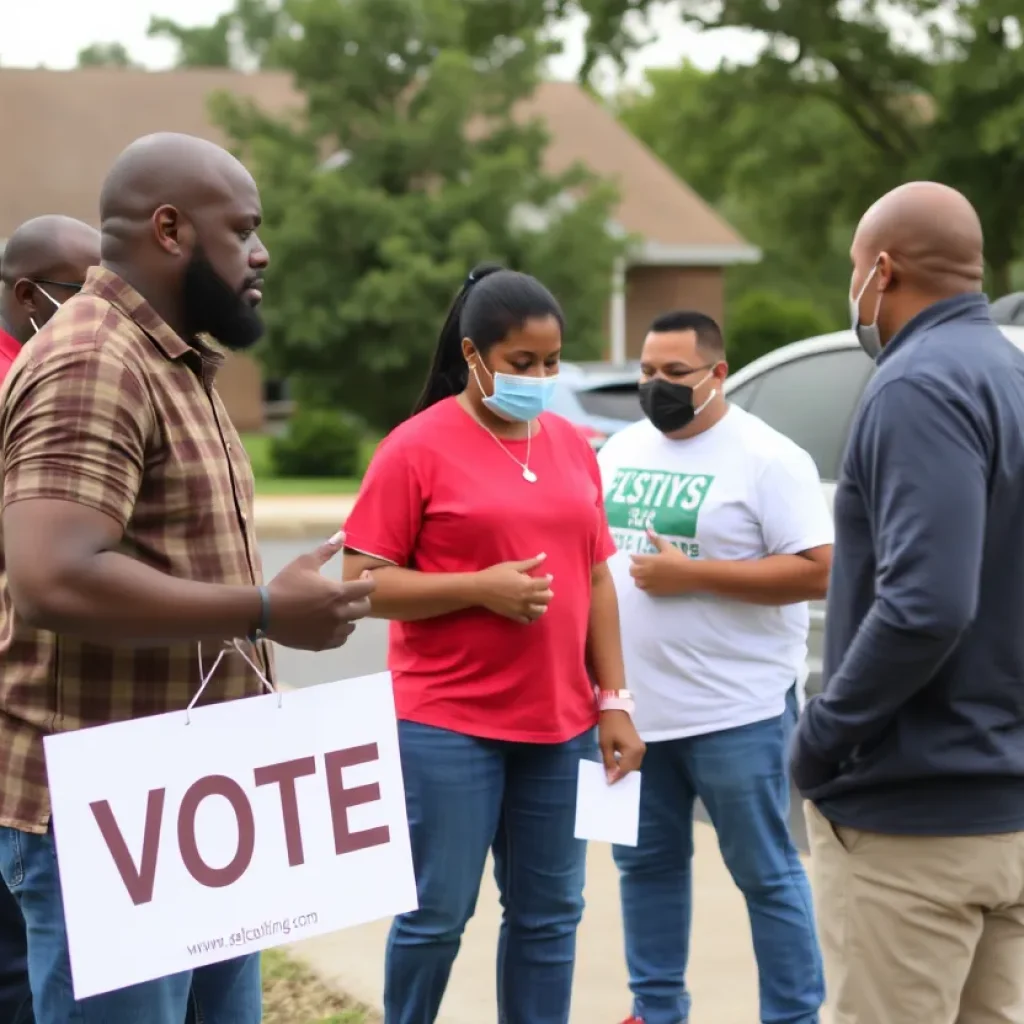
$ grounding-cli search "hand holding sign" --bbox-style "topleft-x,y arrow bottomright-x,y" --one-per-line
629,529 -> 699,597
266,531 -> 375,650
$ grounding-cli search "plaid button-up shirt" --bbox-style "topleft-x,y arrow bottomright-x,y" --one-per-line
0,267 -> 272,833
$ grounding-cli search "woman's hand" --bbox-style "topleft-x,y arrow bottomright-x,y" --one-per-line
473,554 -> 554,624
599,710 -> 646,783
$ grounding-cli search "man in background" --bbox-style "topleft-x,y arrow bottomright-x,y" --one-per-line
0,214 -> 98,1024
792,181 -> 1024,1022
0,215 -> 100,381
602,311 -> 832,1024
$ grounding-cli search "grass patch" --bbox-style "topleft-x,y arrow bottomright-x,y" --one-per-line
262,948 -> 376,1024
241,432 -> 368,497
255,476 -> 361,496
241,432 -> 275,477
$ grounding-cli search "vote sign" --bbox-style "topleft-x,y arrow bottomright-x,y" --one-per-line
44,671 -> 417,999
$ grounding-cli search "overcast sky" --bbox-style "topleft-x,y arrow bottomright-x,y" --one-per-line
0,0 -> 764,87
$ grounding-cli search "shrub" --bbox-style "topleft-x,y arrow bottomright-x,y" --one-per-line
727,290 -> 835,371
270,408 -> 365,478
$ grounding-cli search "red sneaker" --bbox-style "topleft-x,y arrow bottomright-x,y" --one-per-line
619,1018 -> 644,1024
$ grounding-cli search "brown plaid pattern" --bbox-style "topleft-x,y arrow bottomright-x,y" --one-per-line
0,267 -> 272,833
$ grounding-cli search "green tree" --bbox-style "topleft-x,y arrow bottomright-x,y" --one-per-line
208,0 -> 622,429
148,0 -> 557,71
148,0 -> 290,69
148,14 -> 233,68
727,290 -> 833,370
617,61 -> 860,326
574,0 -> 1024,297
76,42 -> 137,68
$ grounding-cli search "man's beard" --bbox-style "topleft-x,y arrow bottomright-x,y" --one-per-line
183,248 -> 265,352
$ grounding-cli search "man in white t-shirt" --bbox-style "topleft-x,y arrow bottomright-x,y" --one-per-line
600,311 -> 833,1024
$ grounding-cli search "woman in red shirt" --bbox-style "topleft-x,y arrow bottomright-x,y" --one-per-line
342,264 -> 644,1024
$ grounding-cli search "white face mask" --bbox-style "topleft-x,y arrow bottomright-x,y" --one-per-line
28,283 -> 62,335
849,262 -> 883,360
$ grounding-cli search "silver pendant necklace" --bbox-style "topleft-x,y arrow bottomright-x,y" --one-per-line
479,418 -> 537,482
458,395 -> 538,482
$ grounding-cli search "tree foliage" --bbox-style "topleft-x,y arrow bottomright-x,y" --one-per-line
614,64 -> 864,325
148,0 -> 290,69
148,0 -> 623,430
617,62 -> 859,327
76,42 -> 137,68
727,290 -> 833,370
582,0 -> 1024,297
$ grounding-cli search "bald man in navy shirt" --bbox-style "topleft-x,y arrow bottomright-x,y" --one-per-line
792,182 -> 1024,1023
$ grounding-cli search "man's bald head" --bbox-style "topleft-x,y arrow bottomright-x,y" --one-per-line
0,215 -> 100,344
99,133 -> 257,245
1,215 -> 100,282
98,132 -> 269,352
850,182 -> 985,351
854,182 -> 984,292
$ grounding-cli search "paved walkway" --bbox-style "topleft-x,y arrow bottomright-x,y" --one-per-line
288,820 -> 830,1023
254,495 -> 356,539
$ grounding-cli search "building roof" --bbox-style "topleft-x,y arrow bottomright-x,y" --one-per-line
0,68 -> 755,266
518,82 -> 755,263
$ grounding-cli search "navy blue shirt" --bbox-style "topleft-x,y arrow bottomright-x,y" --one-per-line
791,294 -> 1024,834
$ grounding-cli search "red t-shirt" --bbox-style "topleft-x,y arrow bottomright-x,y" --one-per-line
0,328 -> 22,384
344,397 -> 615,743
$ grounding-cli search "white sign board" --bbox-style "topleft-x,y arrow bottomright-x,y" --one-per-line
44,672 -> 417,999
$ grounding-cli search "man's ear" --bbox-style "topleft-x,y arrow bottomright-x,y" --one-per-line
877,251 -> 895,291
12,279 -> 38,315
712,359 -> 729,381
152,205 -> 196,258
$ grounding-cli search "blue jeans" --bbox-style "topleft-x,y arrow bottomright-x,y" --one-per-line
613,688 -> 823,1024
385,720 -> 597,1024
0,825 -> 261,1024
0,875 -> 32,1023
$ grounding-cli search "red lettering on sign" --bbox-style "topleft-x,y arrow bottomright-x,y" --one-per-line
324,744 -> 391,854
90,788 -> 166,906
93,745 -> 391,903
254,756 -> 317,866
177,775 -> 256,888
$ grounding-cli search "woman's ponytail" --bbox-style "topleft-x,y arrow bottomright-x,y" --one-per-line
411,262 -> 505,416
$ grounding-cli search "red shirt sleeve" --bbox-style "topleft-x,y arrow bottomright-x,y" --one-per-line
342,431 -> 424,566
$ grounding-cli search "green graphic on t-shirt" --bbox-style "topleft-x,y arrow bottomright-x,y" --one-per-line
605,469 -> 715,544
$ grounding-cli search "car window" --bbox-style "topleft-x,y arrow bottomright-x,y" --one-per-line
575,384 -> 643,421
726,376 -> 762,410
742,349 -> 875,480
547,381 -> 585,418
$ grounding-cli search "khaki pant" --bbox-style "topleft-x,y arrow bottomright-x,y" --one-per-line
804,801 -> 1024,1024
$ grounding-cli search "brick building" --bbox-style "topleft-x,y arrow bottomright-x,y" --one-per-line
0,68 -> 756,430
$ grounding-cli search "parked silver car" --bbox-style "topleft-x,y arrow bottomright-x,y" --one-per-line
551,361 -> 642,449
725,325 -> 1024,696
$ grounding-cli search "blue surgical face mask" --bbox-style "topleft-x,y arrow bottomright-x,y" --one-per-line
471,356 -> 558,422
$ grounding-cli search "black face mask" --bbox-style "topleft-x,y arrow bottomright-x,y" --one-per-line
639,375 -> 712,434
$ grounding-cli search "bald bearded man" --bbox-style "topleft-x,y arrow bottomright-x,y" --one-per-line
0,215 -> 100,380
0,134 -> 374,1024
791,182 -> 1024,1022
